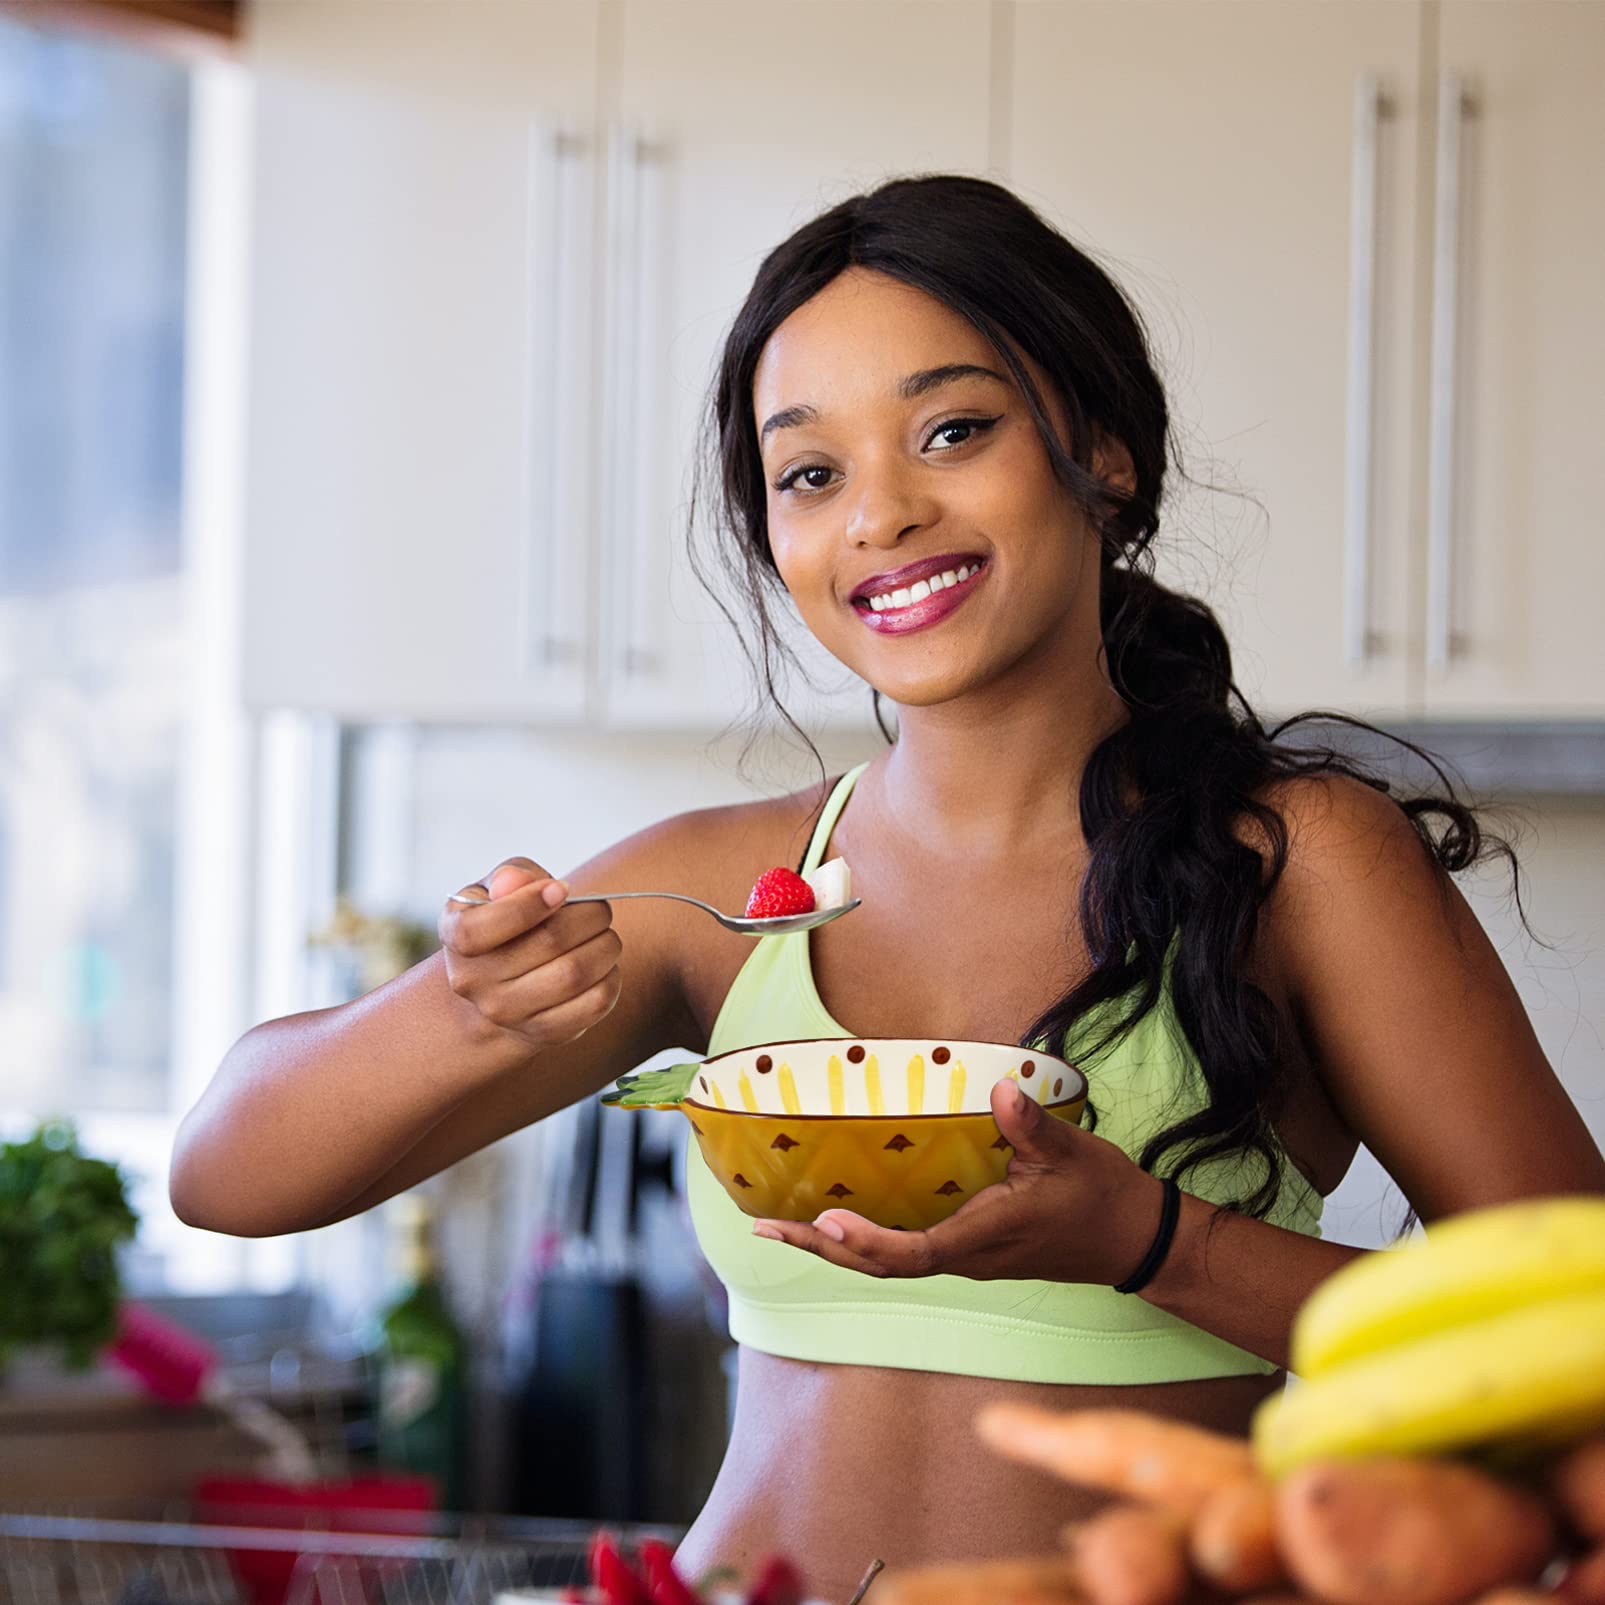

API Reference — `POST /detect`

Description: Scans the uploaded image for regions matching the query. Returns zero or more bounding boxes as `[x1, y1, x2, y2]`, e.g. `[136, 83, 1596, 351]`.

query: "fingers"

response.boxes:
[991, 1075, 1083, 1166]
[751, 1210, 941, 1278]
[439, 855, 623, 1048]
[440, 863, 576, 956]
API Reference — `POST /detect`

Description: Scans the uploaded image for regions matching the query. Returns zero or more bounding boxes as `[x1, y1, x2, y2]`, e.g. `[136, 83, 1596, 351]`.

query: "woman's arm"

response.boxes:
[753, 779, 1605, 1369]
[169, 813, 714, 1238]
[1136, 778, 1605, 1362]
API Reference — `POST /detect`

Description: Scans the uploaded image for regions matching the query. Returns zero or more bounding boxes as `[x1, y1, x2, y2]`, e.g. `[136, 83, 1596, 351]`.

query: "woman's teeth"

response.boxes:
[863, 562, 982, 612]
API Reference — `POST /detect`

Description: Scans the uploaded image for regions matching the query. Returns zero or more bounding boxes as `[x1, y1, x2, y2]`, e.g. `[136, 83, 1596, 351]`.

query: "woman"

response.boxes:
[171, 176, 1605, 1600]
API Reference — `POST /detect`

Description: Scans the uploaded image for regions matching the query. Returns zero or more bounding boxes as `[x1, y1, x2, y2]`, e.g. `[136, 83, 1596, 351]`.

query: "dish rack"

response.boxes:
[0, 1509, 684, 1604]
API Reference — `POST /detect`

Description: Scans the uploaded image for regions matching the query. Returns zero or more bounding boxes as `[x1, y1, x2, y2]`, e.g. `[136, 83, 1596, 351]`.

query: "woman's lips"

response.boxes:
[852, 561, 989, 636]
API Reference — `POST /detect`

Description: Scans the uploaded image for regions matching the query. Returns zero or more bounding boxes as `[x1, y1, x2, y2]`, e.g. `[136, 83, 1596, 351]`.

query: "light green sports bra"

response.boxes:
[687, 761, 1323, 1384]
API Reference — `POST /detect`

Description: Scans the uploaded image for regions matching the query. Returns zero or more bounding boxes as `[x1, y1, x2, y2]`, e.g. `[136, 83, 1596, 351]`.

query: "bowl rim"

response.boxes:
[684, 1036, 1087, 1119]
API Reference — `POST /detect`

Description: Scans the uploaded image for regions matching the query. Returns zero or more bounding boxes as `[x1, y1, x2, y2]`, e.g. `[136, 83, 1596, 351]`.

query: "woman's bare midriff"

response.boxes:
[673, 1347, 1282, 1604]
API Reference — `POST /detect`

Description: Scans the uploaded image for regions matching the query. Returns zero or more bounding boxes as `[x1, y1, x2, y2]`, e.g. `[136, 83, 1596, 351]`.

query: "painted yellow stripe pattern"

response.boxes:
[738, 1071, 758, 1112]
[778, 1063, 801, 1116]
[711, 1082, 727, 1109]
[863, 1054, 884, 1115]
[907, 1054, 925, 1115]
[948, 1061, 967, 1113]
[828, 1054, 845, 1115]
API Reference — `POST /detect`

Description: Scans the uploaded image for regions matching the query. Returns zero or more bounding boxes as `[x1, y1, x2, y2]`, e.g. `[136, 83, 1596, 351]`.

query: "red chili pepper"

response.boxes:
[745, 1555, 804, 1605]
[589, 1531, 652, 1605]
[636, 1537, 704, 1605]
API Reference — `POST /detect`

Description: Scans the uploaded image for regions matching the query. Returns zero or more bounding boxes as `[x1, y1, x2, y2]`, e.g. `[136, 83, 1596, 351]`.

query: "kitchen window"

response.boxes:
[0, 12, 270, 1292]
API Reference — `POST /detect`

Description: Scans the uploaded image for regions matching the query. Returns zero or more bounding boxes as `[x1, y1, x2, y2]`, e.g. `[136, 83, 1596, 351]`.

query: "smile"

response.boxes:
[851, 559, 989, 636]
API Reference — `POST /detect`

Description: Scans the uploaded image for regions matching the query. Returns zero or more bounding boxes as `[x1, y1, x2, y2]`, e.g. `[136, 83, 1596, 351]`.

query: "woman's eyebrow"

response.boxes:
[759, 363, 1010, 445]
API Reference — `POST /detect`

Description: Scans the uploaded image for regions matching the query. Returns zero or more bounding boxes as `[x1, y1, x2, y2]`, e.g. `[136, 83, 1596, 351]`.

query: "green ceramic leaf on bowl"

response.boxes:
[601, 1061, 701, 1109]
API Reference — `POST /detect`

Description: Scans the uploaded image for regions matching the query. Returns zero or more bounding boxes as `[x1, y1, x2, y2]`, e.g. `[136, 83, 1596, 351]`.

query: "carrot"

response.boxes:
[1189, 1476, 1287, 1592]
[1064, 1505, 1190, 1605]
[873, 1556, 1082, 1604]
[1276, 1458, 1556, 1605]
[1554, 1439, 1605, 1543]
[1555, 1545, 1605, 1605]
[974, 1405, 1254, 1518]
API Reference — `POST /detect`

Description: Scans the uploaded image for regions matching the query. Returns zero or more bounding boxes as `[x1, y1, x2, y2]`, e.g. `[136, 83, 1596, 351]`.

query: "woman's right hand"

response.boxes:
[439, 858, 623, 1054]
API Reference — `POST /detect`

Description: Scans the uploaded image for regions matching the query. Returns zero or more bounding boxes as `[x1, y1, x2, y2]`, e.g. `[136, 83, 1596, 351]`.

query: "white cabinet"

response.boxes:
[1011, 0, 1425, 719]
[241, 0, 991, 733]
[1010, 0, 1605, 722]
[243, 1, 602, 724]
[601, 0, 995, 731]
[1421, 1, 1605, 717]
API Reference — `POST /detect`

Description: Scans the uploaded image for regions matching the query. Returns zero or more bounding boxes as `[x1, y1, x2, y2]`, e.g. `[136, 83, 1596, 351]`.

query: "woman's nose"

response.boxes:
[843, 463, 938, 549]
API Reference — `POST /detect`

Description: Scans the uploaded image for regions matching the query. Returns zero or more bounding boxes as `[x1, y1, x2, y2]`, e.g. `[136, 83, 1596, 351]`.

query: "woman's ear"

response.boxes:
[1091, 432, 1138, 498]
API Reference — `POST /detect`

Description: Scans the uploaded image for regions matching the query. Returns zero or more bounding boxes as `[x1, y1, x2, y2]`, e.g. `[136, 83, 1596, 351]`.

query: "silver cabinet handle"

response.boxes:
[1426, 72, 1466, 672]
[601, 124, 658, 682]
[522, 125, 591, 672]
[1343, 72, 1383, 667]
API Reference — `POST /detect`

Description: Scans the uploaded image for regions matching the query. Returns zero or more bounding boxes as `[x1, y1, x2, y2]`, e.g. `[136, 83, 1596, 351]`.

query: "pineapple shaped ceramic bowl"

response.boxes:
[605, 1037, 1087, 1231]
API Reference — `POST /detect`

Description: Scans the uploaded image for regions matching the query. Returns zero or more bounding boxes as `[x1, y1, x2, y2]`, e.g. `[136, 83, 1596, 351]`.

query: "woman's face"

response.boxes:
[752, 266, 1116, 709]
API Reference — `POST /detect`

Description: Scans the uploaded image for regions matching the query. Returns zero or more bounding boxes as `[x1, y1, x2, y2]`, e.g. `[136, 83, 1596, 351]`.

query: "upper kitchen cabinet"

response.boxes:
[598, 0, 996, 732]
[1420, 1, 1605, 718]
[242, 0, 602, 722]
[1010, 1, 1425, 719]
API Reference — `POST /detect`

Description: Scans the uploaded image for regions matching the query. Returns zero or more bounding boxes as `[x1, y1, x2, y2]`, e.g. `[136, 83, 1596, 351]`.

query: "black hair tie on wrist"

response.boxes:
[1113, 1177, 1182, 1295]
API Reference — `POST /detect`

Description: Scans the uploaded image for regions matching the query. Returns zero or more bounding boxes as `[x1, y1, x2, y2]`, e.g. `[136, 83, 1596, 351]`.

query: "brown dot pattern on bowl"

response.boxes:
[1021, 1060, 1035, 1077]
[771, 1133, 798, 1150]
[884, 1134, 914, 1152]
[935, 1180, 963, 1196]
[932, 1045, 950, 1064]
[1054, 1077, 1063, 1097]
[826, 1182, 854, 1198]
[846, 1045, 865, 1063]
[756, 1054, 773, 1073]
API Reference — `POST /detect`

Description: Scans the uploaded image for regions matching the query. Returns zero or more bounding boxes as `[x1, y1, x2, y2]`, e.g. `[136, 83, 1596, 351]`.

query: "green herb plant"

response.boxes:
[0, 1121, 139, 1371]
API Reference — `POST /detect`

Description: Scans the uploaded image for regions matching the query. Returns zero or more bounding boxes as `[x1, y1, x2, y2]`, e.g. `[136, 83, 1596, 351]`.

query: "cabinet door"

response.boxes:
[242, 2, 600, 722]
[602, 0, 995, 734]
[1011, 1, 1424, 719]
[1422, 1, 1605, 717]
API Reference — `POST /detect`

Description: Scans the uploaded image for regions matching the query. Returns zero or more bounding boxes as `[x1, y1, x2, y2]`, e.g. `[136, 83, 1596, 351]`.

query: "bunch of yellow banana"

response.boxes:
[1253, 1195, 1605, 1477]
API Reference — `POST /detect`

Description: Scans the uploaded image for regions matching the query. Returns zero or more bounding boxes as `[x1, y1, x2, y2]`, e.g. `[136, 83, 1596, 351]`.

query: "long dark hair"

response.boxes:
[691, 173, 1516, 1219]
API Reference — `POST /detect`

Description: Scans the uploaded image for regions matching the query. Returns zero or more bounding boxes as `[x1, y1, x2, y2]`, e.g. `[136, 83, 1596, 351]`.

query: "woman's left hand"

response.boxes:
[751, 1077, 1173, 1285]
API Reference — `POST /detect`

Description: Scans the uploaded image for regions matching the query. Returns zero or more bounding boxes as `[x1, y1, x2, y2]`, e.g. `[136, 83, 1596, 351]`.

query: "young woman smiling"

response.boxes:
[171, 177, 1605, 1600]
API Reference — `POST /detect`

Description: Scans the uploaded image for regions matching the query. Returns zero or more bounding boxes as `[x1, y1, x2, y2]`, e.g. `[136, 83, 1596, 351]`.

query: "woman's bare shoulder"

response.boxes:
[569, 779, 835, 904]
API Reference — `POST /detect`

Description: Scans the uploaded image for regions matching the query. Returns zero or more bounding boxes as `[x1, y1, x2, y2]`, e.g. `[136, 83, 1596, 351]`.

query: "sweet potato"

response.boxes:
[975, 1406, 1255, 1519]
[872, 1556, 1083, 1605]
[1556, 1545, 1605, 1605]
[1063, 1505, 1189, 1605]
[1276, 1458, 1556, 1605]
[1555, 1439, 1605, 1543]
[1189, 1476, 1288, 1592]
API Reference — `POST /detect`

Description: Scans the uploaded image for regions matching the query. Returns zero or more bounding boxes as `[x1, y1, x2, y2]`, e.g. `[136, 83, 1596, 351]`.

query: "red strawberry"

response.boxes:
[588, 1532, 651, 1605]
[744, 867, 816, 920]
[745, 1554, 805, 1605]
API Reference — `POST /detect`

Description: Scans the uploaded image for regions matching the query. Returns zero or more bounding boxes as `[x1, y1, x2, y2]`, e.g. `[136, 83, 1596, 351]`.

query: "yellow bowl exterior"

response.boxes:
[684, 1094, 1087, 1230]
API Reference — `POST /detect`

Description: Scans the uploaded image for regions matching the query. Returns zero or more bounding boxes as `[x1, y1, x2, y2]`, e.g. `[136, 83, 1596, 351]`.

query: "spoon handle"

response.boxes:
[563, 891, 718, 913]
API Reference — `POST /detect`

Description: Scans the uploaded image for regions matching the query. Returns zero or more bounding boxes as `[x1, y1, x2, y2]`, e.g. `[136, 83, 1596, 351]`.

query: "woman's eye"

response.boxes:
[925, 415, 1001, 451]
[775, 464, 836, 494]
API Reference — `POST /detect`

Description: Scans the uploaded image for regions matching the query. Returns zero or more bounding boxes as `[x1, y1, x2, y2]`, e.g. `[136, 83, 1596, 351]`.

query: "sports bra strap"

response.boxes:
[800, 761, 870, 875]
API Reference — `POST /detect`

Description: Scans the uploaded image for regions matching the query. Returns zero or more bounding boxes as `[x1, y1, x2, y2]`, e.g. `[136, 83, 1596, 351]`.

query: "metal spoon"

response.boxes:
[445, 887, 861, 937]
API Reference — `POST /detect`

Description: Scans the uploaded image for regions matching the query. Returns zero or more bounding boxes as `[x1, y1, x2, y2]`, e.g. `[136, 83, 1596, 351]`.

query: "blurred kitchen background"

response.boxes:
[0, 0, 1601, 1571]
